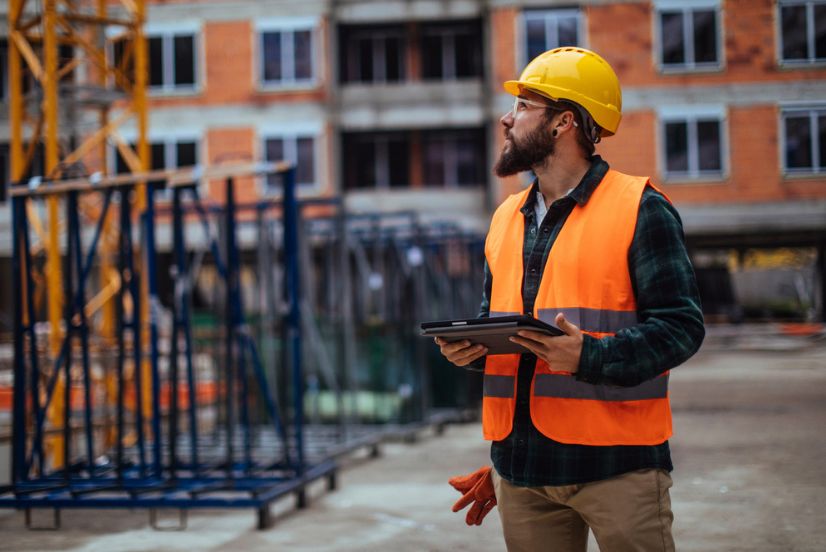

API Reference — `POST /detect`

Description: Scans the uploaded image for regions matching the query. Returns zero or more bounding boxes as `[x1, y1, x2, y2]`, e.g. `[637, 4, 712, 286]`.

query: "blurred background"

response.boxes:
[0, 0, 824, 549]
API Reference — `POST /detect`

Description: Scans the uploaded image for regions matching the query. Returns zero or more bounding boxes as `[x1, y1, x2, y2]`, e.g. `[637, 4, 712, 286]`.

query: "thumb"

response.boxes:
[555, 312, 580, 336]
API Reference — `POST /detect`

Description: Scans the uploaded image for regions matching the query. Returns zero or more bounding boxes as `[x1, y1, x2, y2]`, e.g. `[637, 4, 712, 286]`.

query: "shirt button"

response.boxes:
[543, 227, 550, 234]
[516, 439, 526, 446]
[530, 228, 536, 235]
[530, 268, 537, 274]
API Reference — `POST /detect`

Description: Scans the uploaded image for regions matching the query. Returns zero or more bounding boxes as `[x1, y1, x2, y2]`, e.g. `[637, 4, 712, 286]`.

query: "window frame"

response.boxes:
[658, 105, 728, 182]
[777, 0, 826, 66]
[779, 104, 826, 175]
[341, 131, 411, 191]
[256, 17, 318, 90]
[259, 129, 320, 193]
[654, 0, 724, 74]
[339, 25, 407, 84]
[421, 129, 486, 189]
[520, 8, 584, 67]
[420, 20, 483, 81]
[140, 22, 201, 95]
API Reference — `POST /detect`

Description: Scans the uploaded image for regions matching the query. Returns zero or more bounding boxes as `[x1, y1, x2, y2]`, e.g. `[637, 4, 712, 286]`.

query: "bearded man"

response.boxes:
[437, 48, 705, 552]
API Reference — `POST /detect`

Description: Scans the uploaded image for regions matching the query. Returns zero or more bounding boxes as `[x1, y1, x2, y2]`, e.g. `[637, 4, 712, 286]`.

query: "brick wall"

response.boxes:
[491, 1, 826, 206]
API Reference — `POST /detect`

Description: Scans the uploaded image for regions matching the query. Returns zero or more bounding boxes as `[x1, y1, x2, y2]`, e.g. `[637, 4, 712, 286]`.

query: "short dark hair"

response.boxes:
[542, 103, 596, 159]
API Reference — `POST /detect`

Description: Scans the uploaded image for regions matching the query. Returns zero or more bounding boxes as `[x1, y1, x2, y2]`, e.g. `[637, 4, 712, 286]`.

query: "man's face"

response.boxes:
[494, 91, 557, 177]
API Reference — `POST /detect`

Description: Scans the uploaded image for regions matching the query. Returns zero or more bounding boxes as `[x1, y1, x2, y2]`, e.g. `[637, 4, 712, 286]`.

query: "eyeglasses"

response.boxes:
[511, 97, 579, 128]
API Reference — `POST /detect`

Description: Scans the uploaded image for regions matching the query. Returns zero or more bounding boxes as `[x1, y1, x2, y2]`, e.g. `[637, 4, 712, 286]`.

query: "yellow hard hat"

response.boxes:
[504, 47, 622, 137]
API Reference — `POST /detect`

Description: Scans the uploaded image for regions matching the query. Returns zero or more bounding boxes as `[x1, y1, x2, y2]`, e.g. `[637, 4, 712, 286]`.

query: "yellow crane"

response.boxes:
[8, 0, 149, 470]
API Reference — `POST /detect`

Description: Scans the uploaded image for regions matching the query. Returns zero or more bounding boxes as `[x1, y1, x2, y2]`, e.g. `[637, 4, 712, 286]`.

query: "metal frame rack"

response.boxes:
[0, 163, 340, 529]
[0, 162, 487, 530]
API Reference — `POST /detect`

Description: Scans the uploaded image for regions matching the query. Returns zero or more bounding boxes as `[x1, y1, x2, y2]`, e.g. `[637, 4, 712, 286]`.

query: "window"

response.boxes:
[422, 129, 485, 188]
[342, 132, 409, 189]
[780, 1, 826, 63]
[259, 24, 315, 86]
[263, 135, 316, 187]
[657, 3, 721, 70]
[340, 25, 406, 83]
[143, 31, 197, 91]
[782, 107, 826, 173]
[421, 20, 483, 80]
[114, 138, 199, 196]
[523, 9, 581, 63]
[661, 109, 725, 179]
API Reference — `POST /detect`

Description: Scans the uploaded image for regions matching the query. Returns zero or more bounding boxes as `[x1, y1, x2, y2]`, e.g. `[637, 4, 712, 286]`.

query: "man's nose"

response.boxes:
[500, 111, 514, 127]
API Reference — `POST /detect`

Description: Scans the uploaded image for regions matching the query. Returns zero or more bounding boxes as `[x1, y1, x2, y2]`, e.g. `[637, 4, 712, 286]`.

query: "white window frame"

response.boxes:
[143, 22, 201, 95]
[654, 0, 723, 73]
[259, 122, 321, 193]
[658, 105, 728, 182]
[780, 104, 826, 175]
[520, 8, 584, 67]
[256, 17, 318, 90]
[777, 0, 826, 66]
[109, 132, 202, 199]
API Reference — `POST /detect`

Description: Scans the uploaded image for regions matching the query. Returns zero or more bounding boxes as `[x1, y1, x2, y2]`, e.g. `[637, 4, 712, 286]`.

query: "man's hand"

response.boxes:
[508, 312, 583, 373]
[434, 337, 488, 367]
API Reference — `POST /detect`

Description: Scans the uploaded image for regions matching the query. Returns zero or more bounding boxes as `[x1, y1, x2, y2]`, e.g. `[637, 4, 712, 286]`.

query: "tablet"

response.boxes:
[420, 315, 564, 355]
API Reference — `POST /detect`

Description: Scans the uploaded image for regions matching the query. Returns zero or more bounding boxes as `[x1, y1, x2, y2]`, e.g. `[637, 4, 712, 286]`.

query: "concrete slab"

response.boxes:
[1, 342, 824, 551]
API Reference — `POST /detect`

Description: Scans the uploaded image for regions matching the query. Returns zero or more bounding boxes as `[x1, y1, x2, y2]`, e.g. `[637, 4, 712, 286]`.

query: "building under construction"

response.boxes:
[0, 0, 824, 535]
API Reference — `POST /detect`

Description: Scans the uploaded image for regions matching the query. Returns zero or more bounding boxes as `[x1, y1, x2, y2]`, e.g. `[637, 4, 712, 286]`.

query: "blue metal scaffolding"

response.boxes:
[0, 162, 487, 530]
[0, 163, 338, 529]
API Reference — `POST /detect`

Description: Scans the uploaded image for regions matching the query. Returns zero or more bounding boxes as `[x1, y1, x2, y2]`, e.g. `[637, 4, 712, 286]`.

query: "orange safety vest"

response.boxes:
[482, 169, 672, 446]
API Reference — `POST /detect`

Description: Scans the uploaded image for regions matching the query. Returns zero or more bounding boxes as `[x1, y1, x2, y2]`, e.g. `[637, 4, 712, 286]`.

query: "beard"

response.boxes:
[493, 124, 556, 177]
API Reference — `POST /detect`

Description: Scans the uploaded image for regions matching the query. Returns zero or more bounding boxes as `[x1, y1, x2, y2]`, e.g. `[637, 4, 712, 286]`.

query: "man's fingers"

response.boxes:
[450, 345, 487, 366]
[555, 312, 580, 336]
[439, 339, 471, 353]
[509, 335, 544, 357]
[514, 329, 551, 344]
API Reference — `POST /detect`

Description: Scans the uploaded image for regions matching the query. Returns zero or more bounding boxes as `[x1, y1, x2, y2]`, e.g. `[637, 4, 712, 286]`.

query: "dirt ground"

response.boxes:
[1, 336, 825, 551]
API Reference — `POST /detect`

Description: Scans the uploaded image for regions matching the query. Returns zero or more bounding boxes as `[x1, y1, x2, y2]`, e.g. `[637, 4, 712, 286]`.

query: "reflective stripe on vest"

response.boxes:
[534, 373, 669, 401]
[484, 374, 516, 398]
[482, 169, 674, 445]
[535, 308, 638, 335]
[485, 372, 668, 401]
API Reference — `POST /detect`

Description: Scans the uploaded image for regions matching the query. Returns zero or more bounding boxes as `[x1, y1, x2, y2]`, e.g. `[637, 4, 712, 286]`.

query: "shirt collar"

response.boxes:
[519, 155, 610, 216]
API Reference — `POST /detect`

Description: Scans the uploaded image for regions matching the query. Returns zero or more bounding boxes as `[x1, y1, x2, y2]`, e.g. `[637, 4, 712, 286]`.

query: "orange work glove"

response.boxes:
[448, 466, 497, 526]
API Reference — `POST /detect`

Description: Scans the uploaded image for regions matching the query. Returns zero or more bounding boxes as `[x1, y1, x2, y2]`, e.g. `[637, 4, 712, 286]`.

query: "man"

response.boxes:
[437, 47, 705, 551]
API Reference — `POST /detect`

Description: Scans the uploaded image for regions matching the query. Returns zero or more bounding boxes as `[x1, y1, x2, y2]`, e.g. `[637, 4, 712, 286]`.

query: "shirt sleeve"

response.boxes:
[575, 188, 705, 387]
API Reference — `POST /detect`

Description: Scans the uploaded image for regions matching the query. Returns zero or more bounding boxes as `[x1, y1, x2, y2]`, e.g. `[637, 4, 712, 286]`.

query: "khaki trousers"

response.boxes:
[492, 468, 675, 552]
